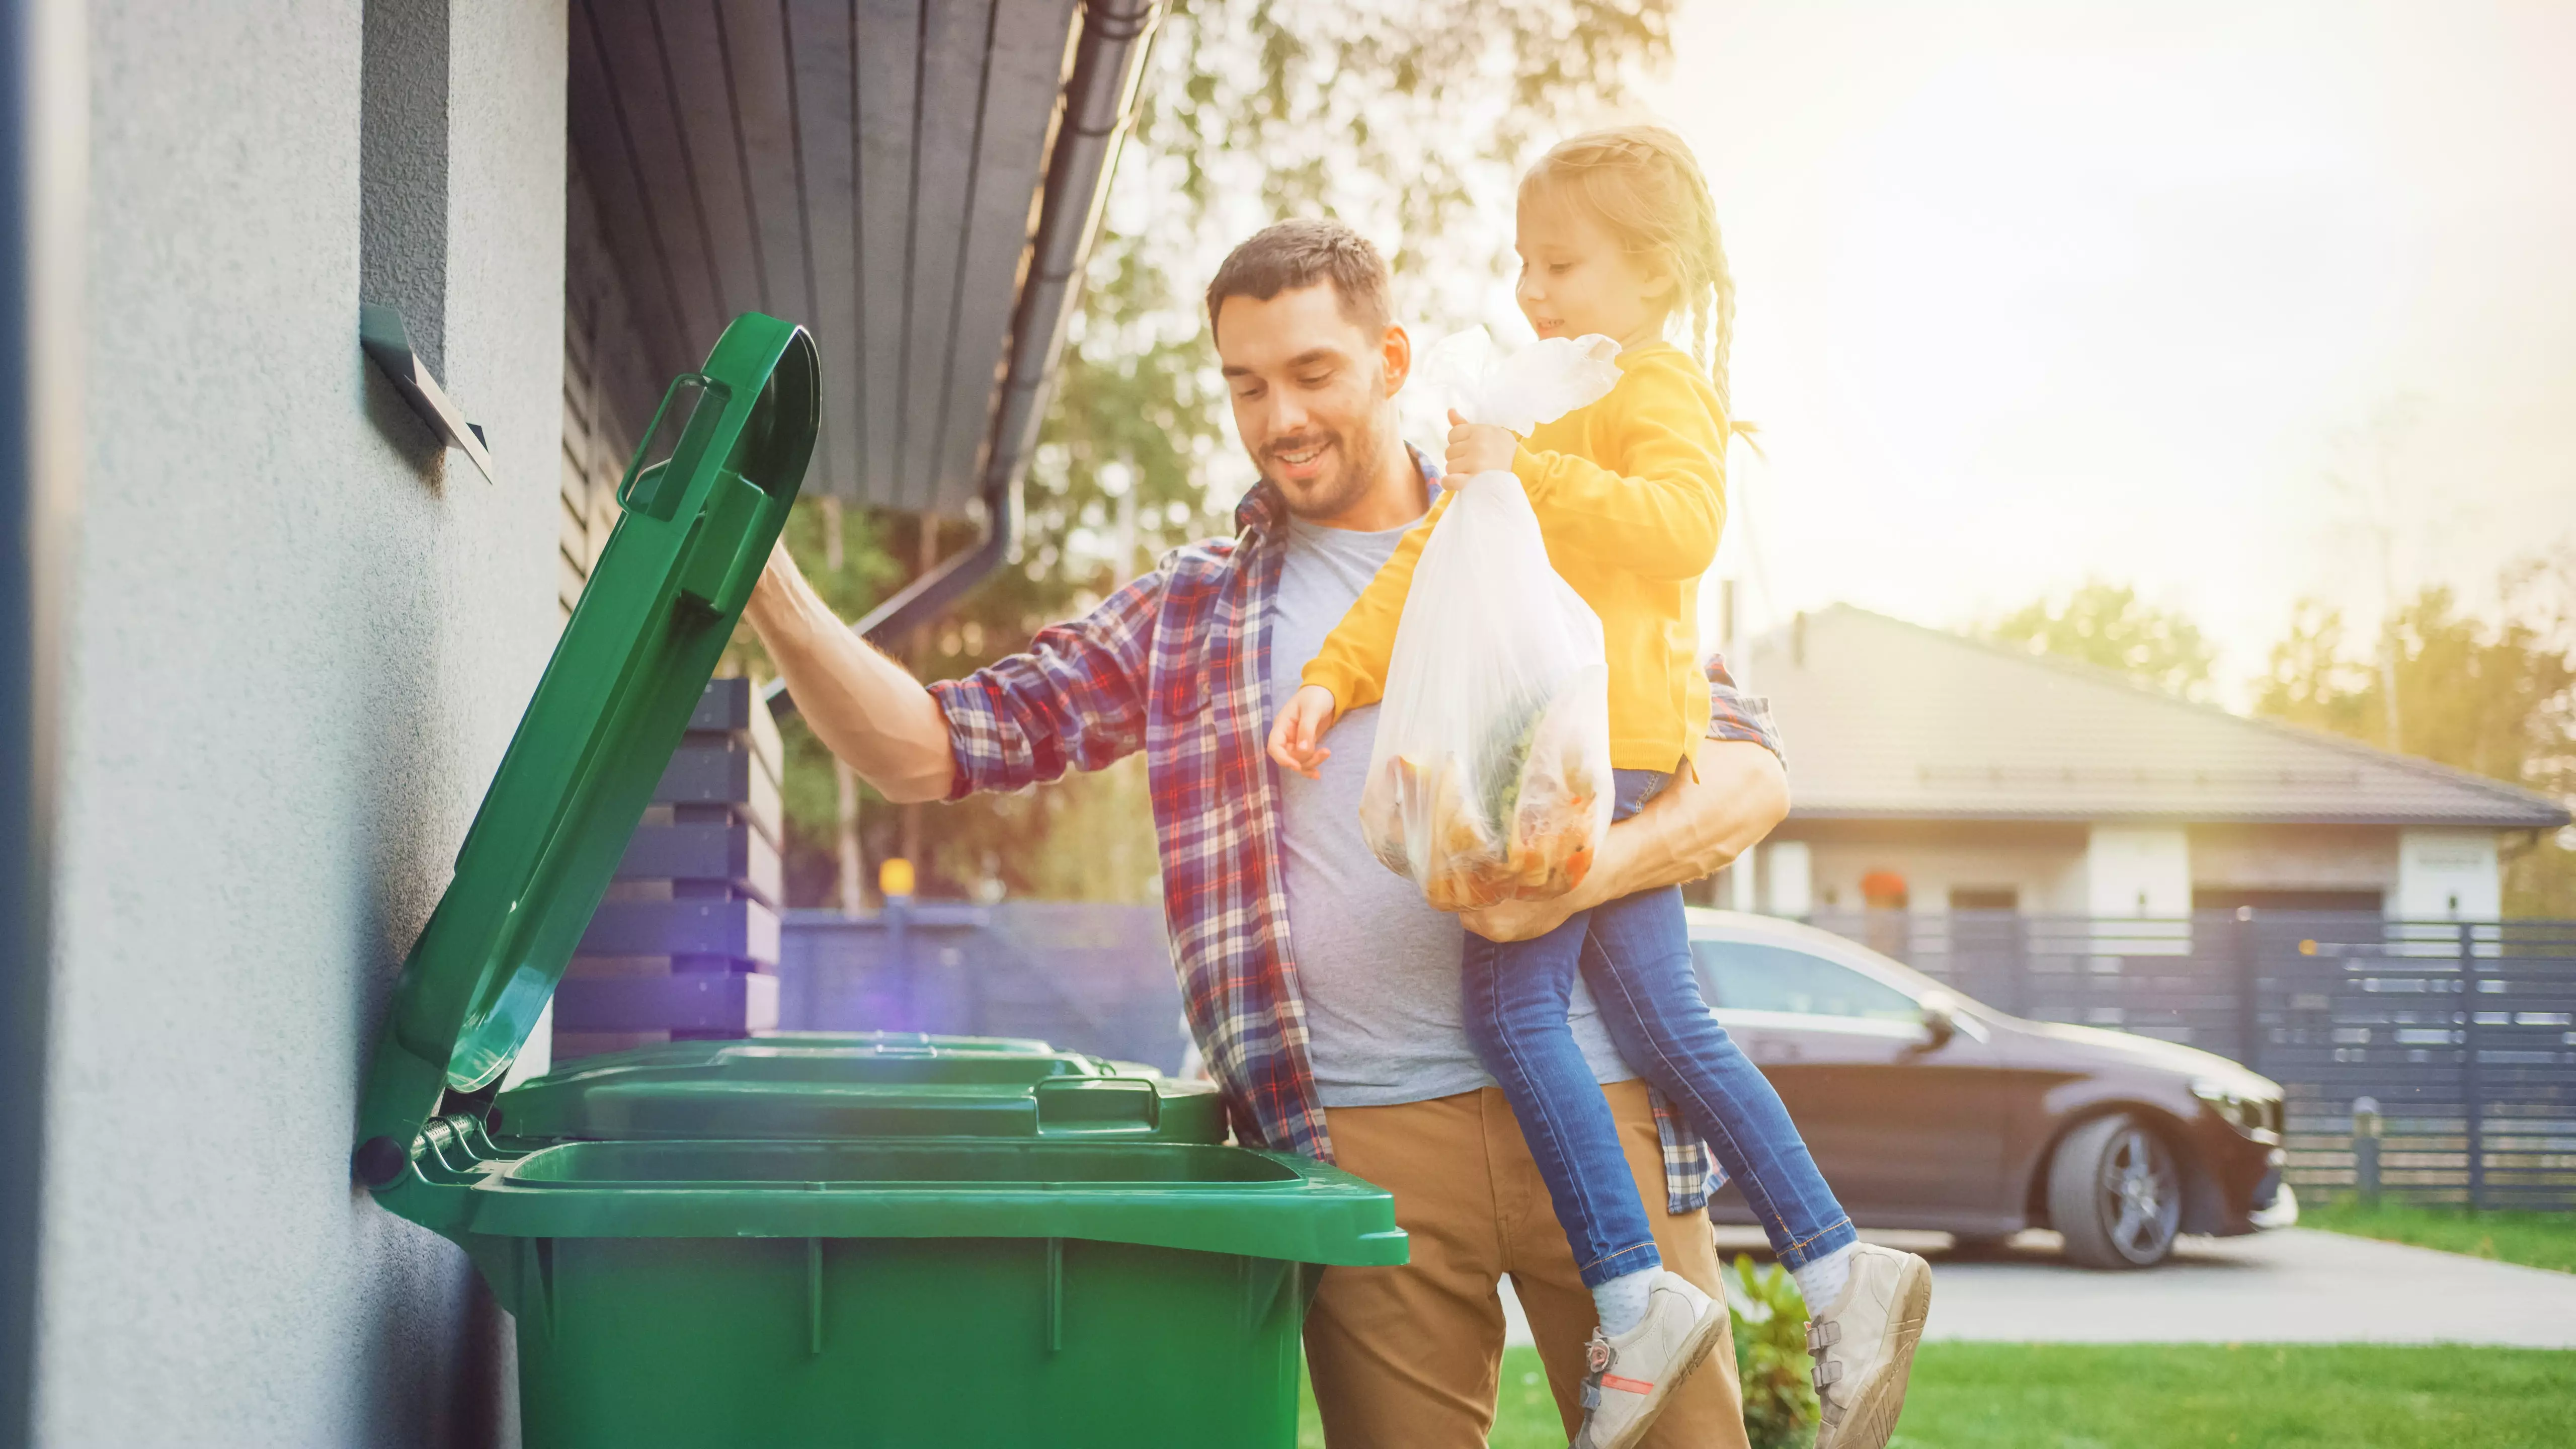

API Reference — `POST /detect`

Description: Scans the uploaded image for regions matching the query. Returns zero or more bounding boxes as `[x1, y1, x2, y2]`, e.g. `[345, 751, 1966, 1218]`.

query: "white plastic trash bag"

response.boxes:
[1412, 326, 1624, 437]
[1360, 329, 1623, 912]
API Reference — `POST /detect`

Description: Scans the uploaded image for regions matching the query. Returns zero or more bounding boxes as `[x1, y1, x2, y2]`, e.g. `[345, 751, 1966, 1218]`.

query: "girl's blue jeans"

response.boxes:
[1461, 767, 1859, 1289]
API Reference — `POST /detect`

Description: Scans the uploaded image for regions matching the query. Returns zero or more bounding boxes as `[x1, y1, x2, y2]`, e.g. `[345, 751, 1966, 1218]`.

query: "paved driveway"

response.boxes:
[1499, 1227, 2576, 1348]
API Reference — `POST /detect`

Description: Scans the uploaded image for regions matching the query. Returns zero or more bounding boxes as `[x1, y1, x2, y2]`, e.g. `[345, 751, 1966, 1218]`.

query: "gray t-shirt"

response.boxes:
[1266, 513, 1637, 1108]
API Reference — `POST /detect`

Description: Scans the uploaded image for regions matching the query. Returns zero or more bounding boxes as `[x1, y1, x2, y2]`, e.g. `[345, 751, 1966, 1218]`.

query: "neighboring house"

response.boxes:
[20, 3, 1148, 1444]
[1719, 606, 2569, 920]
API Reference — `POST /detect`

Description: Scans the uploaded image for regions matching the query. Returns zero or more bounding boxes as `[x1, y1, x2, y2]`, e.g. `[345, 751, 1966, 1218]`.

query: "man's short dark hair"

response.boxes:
[1204, 219, 1393, 342]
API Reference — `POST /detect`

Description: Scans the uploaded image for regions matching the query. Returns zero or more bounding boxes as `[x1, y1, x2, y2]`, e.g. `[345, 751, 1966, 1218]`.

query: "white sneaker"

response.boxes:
[1806, 1244, 1934, 1449]
[1571, 1269, 1729, 1449]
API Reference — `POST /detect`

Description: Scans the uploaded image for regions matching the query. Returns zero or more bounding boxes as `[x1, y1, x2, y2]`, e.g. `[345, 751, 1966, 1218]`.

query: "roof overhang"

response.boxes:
[1749, 606, 2572, 835]
[569, 0, 1160, 647]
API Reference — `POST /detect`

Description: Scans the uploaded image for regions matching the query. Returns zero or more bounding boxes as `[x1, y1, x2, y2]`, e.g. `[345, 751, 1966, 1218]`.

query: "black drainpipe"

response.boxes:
[768, 0, 1161, 715]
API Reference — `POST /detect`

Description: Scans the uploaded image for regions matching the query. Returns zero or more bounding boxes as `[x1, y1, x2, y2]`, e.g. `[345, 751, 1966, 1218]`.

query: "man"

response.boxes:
[747, 219, 1789, 1447]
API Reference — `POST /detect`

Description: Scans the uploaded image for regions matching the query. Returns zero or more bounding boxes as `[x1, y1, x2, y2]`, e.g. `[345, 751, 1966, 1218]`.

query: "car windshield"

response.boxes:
[1693, 940, 1922, 1023]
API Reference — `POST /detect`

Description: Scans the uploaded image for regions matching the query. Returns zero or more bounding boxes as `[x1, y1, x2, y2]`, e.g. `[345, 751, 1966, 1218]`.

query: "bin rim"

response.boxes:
[394, 1121, 1408, 1267]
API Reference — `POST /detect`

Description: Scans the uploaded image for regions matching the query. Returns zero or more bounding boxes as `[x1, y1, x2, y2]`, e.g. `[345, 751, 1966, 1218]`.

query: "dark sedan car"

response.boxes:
[1686, 909, 2294, 1268]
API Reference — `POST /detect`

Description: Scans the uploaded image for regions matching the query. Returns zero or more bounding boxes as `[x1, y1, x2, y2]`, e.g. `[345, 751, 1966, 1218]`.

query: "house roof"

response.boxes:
[1739, 605, 2570, 829]
[569, 0, 1147, 515]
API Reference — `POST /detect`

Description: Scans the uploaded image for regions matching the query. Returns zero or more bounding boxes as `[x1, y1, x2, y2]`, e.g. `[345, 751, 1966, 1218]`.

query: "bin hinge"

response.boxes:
[353, 1112, 505, 1239]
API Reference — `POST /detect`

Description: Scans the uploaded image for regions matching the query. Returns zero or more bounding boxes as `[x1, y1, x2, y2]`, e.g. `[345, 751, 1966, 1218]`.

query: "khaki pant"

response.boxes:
[1306, 1079, 1749, 1448]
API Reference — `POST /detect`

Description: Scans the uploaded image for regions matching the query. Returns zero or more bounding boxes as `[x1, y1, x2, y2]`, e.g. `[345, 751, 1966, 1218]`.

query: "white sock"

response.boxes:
[1592, 1267, 1657, 1337]
[1791, 1244, 1858, 1314]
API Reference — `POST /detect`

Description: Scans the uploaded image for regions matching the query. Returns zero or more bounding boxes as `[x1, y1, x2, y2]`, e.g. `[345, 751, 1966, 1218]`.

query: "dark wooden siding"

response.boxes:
[560, 160, 658, 623]
[569, 0, 1082, 514]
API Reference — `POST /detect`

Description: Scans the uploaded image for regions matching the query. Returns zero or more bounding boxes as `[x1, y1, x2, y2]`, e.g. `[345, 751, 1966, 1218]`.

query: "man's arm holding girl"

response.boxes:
[1459, 656, 1787, 942]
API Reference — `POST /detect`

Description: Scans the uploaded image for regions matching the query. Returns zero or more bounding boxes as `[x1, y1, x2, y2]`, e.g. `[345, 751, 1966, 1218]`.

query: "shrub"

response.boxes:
[1723, 1253, 1820, 1449]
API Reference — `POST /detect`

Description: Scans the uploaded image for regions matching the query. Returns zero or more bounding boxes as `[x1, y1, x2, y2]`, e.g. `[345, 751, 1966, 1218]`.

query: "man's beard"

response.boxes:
[1262, 414, 1392, 522]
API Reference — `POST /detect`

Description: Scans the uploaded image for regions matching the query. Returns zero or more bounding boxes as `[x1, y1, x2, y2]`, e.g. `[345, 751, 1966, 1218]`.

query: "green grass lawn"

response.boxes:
[1298, 1342, 2576, 1448]
[1880, 1343, 2576, 1449]
[2301, 1197, 2576, 1274]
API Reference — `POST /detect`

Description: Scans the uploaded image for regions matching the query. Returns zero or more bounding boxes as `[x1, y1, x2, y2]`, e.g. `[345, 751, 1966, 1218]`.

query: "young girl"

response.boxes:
[1268, 127, 1930, 1449]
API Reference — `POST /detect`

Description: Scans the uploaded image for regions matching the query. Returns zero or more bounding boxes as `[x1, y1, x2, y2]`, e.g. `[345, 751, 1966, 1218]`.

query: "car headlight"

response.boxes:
[2192, 1078, 2282, 1144]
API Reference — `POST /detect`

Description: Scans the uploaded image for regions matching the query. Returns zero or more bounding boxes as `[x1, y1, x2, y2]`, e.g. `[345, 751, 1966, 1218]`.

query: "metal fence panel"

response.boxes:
[1806, 910, 2576, 1211]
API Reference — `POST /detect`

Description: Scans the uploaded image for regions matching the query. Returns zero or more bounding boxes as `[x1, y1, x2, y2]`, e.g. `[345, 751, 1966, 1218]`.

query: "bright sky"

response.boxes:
[1600, 0, 2576, 696]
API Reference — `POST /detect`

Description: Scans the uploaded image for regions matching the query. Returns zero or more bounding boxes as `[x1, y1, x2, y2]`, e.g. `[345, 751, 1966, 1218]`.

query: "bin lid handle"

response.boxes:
[1032, 1076, 1162, 1135]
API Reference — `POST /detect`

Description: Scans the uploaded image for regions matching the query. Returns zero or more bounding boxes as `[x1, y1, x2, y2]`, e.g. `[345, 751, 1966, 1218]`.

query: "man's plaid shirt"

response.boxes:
[928, 470, 1785, 1214]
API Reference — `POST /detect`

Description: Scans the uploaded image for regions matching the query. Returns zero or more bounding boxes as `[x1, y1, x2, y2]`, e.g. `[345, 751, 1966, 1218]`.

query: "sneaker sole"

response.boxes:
[1817, 1255, 1934, 1449]
[1587, 1298, 1733, 1449]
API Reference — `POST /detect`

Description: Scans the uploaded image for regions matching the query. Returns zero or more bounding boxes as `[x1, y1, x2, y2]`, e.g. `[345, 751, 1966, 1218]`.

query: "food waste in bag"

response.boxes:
[1362, 663, 1613, 911]
[1359, 329, 1622, 912]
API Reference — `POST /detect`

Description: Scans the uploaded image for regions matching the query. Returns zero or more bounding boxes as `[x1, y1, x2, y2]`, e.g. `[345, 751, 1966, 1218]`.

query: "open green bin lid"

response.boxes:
[354, 313, 819, 1189]
[488, 1032, 1228, 1145]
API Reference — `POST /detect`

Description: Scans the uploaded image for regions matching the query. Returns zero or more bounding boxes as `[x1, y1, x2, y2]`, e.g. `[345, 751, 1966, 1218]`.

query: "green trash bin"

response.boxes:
[352, 314, 1405, 1448]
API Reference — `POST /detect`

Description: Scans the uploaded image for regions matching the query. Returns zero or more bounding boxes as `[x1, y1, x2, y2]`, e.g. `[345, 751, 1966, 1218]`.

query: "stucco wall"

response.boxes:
[38, 2, 565, 1444]
[2395, 828, 2503, 919]
[1781, 821, 2091, 914]
[2189, 824, 2400, 895]
[1767, 819, 2505, 917]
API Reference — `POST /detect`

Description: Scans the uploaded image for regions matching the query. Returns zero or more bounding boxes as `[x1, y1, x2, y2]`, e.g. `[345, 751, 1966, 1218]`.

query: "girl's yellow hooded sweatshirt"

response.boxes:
[1300, 342, 1728, 773]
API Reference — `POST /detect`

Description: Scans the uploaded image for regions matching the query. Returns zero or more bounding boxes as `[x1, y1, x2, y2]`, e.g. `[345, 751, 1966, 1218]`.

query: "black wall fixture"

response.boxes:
[360, 303, 496, 484]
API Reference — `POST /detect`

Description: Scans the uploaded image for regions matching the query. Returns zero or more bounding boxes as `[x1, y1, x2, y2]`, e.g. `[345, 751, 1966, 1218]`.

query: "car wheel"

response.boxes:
[2048, 1113, 2182, 1269]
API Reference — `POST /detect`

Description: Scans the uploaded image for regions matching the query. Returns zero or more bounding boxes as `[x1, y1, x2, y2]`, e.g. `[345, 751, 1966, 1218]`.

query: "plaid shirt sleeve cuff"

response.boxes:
[918, 568, 1164, 801]
[1701, 653, 1785, 765]
[925, 677, 999, 801]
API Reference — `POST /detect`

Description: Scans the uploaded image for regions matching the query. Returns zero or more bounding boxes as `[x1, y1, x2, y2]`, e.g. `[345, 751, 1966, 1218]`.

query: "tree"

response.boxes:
[2253, 559, 2576, 917]
[1983, 581, 2218, 700]
[842, 0, 1682, 904]
[2249, 598, 2377, 742]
